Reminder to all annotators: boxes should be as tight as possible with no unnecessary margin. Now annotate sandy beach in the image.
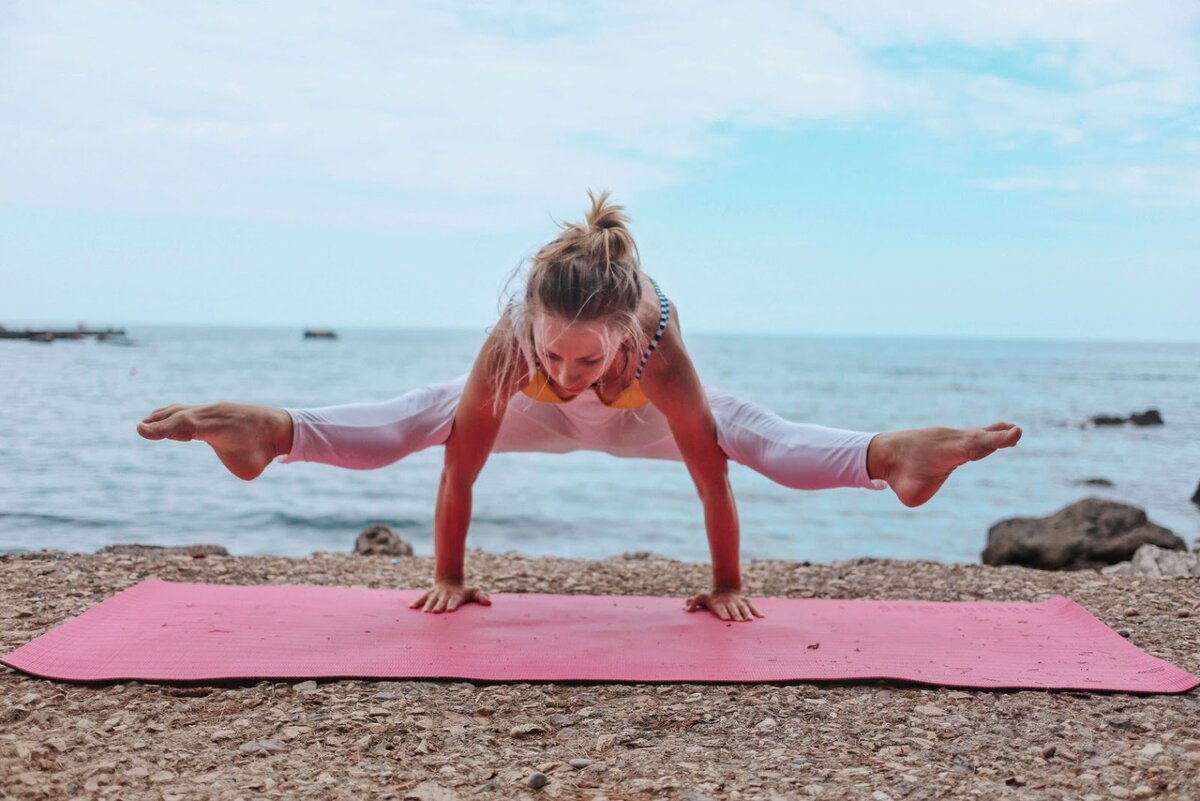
[2,548,1198,801]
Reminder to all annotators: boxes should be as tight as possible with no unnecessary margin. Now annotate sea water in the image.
[2,326,1197,564]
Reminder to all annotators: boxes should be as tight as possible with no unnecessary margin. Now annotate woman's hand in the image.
[408,579,492,614]
[685,588,764,622]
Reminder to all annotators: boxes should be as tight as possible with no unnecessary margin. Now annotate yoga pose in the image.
[137,191,1021,623]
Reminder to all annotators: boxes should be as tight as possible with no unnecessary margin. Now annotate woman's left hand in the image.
[685,589,765,621]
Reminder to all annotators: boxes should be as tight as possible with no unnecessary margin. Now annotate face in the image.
[534,313,622,394]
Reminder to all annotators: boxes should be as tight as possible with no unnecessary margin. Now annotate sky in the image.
[2,1,1199,341]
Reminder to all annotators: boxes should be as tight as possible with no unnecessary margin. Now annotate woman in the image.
[137,191,1022,623]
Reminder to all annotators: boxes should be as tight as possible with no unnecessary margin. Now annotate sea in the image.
[2,326,1197,565]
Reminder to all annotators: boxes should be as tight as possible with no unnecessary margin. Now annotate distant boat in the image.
[303,328,338,340]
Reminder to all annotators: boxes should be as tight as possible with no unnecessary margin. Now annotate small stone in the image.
[238,738,285,755]
[1108,786,1129,799]
[914,704,946,717]
[509,723,546,738]
[755,717,777,731]
[210,729,236,741]
[1139,742,1163,757]
[528,771,548,789]
[1042,745,1057,759]
[1122,608,1139,617]
[547,714,580,728]
[872,792,893,801]
[1177,609,1191,618]
[568,759,593,769]
[1117,629,1132,638]
[293,680,318,693]
[149,770,176,783]
[125,767,151,778]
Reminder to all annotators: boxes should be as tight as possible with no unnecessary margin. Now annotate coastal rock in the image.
[1101,544,1200,578]
[982,498,1185,570]
[1191,480,1200,506]
[1089,408,1164,427]
[1076,478,1115,488]
[97,543,228,557]
[354,524,413,557]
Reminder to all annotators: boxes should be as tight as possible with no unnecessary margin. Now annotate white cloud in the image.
[1,0,1198,225]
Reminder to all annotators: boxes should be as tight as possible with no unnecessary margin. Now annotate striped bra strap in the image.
[634,277,669,379]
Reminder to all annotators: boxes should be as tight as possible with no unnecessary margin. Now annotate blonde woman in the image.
[138,191,1022,623]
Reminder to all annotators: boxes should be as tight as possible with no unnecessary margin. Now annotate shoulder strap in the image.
[634,278,669,379]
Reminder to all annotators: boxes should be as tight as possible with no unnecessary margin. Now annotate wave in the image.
[0,511,121,529]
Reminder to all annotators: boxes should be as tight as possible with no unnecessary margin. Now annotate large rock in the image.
[982,498,1185,571]
[354,523,413,557]
[1101,544,1200,578]
[1089,408,1164,427]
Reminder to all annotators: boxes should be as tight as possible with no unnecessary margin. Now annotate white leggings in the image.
[279,372,888,492]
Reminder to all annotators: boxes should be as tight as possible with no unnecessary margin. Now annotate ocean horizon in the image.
[3,324,1197,563]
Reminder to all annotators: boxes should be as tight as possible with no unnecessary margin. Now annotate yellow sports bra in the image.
[514,277,670,410]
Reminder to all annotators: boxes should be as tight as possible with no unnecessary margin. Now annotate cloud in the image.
[1,0,1198,226]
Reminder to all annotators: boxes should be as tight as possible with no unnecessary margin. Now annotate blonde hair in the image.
[485,189,650,417]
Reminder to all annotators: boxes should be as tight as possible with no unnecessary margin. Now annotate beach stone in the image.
[983,498,1185,570]
[354,524,413,556]
[568,759,593,769]
[97,543,228,557]
[404,780,460,801]
[292,680,318,693]
[1101,544,1200,578]
[238,738,285,755]
[528,771,549,789]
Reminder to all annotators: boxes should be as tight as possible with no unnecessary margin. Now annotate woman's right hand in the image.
[408,579,492,614]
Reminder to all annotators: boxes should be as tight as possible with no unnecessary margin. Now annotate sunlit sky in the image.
[3,1,1198,340]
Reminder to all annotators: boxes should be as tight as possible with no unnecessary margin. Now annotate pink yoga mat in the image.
[3,578,1196,692]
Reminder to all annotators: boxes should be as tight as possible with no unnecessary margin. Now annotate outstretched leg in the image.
[689,387,1020,507]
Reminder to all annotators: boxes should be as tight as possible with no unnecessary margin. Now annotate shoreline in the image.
[2,549,1198,800]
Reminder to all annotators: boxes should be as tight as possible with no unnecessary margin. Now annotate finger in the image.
[447,595,461,612]
[432,594,450,614]
[731,604,747,622]
[471,588,491,606]
[748,602,765,618]
[715,605,730,621]
[409,593,428,609]
[422,594,438,612]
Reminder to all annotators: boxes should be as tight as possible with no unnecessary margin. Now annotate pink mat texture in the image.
[3,578,1196,692]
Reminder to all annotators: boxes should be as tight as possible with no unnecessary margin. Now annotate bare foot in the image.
[870,422,1022,508]
[137,403,293,481]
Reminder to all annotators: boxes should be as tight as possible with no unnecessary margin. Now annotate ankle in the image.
[866,432,897,484]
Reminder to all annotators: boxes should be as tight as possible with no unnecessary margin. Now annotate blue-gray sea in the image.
[2,327,1197,564]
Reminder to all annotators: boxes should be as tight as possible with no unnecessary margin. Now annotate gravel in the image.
[1,548,1197,800]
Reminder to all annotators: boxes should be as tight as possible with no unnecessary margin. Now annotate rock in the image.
[509,722,546,738]
[568,759,593,770]
[914,704,946,717]
[1089,409,1164,427]
[404,780,460,801]
[547,713,580,728]
[1101,544,1200,578]
[1076,478,1115,488]
[527,772,549,789]
[238,739,285,755]
[1128,409,1163,426]
[97,543,228,557]
[354,524,413,557]
[983,498,1185,570]
[1191,480,1200,506]
[292,680,318,693]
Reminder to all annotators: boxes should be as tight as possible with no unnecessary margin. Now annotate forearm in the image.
[433,469,473,581]
[699,478,742,591]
